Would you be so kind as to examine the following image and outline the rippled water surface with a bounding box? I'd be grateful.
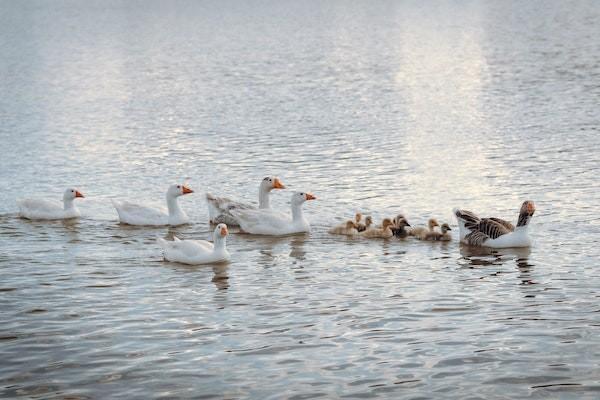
[1,0,600,398]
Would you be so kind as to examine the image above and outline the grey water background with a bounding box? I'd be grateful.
[1,0,599,398]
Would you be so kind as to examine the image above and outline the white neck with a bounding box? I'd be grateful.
[515,225,529,232]
[63,198,76,211]
[213,234,226,251]
[166,195,183,217]
[258,187,271,209]
[291,202,304,222]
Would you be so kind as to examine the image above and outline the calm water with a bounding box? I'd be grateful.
[1,0,600,398]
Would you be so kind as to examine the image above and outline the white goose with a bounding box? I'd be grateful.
[206,176,285,226]
[231,191,316,235]
[18,188,84,220]
[158,224,230,265]
[113,184,194,226]
[453,201,536,248]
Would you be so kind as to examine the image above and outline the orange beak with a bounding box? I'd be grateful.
[182,186,194,194]
[220,226,228,236]
[75,191,84,198]
[273,178,285,189]
[305,193,316,200]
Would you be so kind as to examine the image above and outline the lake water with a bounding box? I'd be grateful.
[1,0,599,398]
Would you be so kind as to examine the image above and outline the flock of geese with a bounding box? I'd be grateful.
[16,176,537,265]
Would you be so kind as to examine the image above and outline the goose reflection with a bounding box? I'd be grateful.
[211,264,230,290]
[289,235,308,261]
[459,244,532,270]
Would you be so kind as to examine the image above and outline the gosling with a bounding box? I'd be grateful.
[329,220,359,236]
[361,218,394,239]
[391,217,411,238]
[356,215,373,232]
[410,218,439,240]
[423,223,452,241]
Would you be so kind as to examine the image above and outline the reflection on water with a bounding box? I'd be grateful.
[1,0,600,399]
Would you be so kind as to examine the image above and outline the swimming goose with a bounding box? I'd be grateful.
[231,192,316,235]
[356,215,373,232]
[18,188,84,220]
[329,220,359,236]
[391,216,411,238]
[113,184,193,226]
[158,224,230,265]
[361,218,395,239]
[206,176,285,226]
[453,201,536,248]
[423,223,452,241]
[410,218,439,240]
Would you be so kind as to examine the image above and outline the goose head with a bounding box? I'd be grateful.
[261,176,286,192]
[64,188,84,201]
[215,223,229,238]
[291,191,317,205]
[396,218,411,228]
[440,223,451,233]
[345,220,357,230]
[382,218,394,230]
[428,218,439,230]
[167,184,194,198]
[393,214,405,226]
[520,200,536,217]
[355,213,363,224]
[365,216,373,227]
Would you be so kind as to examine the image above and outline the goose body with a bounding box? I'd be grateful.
[18,188,84,220]
[231,192,316,236]
[453,201,535,248]
[159,224,230,265]
[206,177,285,226]
[113,184,193,226]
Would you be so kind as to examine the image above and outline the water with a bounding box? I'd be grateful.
[1,0,599,398]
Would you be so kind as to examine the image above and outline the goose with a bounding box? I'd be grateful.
[18,188,84,220]
[113,184,193,226]
[410,218,439,240]
[391,216,411,238]
[158,224,230,265]
[361,218,395,239]
[423,223,452,241]
[231,191,316,235]
[356,215,373,232]
[329,220,359,236]
[453,201,536,248]
[206,176,285,226]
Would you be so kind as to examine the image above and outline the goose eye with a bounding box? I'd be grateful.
[71,190,74,192]
[177,185,181,189]
[300,192,304,196]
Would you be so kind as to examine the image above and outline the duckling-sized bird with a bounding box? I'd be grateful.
[18,188,84,220]
[409,218,439,240]
[356,215,373,232]
[453,201,536,248]
[158,224,230,265]
[329,220,359,236]
[423,223,452,241]
[391,216,411,238]
[361,218,394,239]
